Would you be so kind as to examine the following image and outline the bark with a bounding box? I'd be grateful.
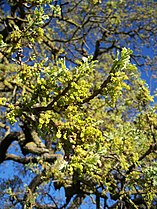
[0,131,23,163]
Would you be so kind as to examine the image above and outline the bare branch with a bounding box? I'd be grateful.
[0,131,22,164]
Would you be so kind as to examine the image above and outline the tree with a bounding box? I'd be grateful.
[0,0,157,208]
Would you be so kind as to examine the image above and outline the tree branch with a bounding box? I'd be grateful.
[126,142,157,175]
[0,131,22,164]
[5,153,61,164]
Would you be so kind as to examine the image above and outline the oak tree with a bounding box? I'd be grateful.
[0,0,157,208]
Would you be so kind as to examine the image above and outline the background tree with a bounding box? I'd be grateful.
[0,0,157,208]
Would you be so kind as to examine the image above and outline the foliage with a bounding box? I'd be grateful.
[0,0,157,208]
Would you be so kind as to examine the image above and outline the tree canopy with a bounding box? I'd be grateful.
[0,0,157,208]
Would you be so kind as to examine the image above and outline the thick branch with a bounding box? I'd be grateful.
[0,124,59,164]
[5,153,60,164]
[0,132,22,164]
[5,154,38,164]
[23,170,52,207]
